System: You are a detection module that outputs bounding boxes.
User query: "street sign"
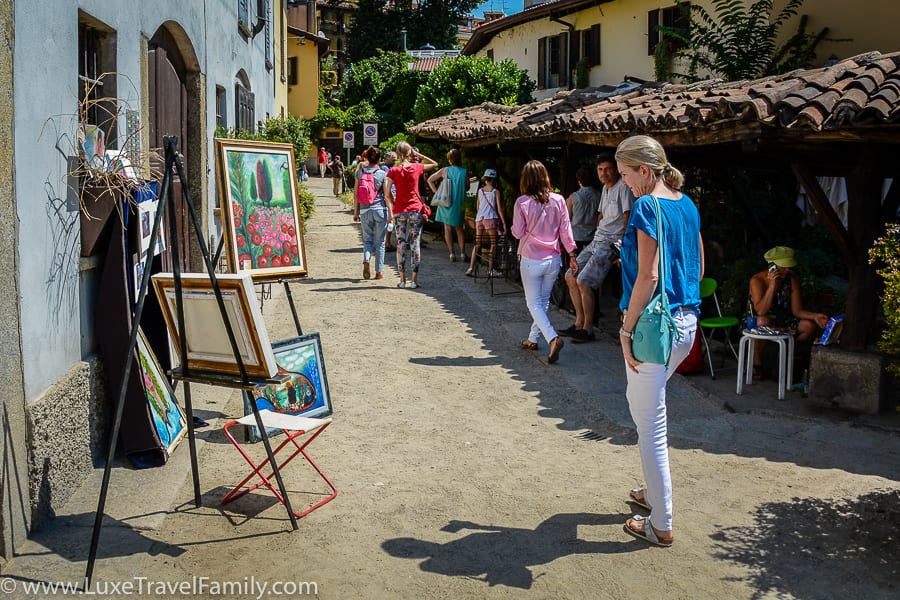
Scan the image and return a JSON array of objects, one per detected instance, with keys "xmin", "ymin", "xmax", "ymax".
[
  {"xmin": 363, "ymin": 123, "xmax": 378, "ymax": 145},
  {"xmin": 343, "ymin": 131, "xmax": 354, "ymax": 148}
]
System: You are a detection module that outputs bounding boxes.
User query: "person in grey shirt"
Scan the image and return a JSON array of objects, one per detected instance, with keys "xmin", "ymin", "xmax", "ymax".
[
  {"xmin": 567, "ymin": 166, "xmax": 602, "ymax": 251},
  {"xmin": 559, "ymin": 154, "xmax": 635, "ymax": 343}
]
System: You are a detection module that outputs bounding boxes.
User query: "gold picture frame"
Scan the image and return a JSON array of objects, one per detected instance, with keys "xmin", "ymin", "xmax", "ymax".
[
  {"xmin": 151, "ymin": 273, "xmax": 278, "ymax": 379},
  {"xmin": 215, "ymin": 138, "xmax": 308, "ymax": 281}
]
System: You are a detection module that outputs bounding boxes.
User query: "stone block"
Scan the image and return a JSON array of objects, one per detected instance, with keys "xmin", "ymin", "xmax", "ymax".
[{"xmin": 808, "ymin": 346, "xmax": 883, "ymax": 414}]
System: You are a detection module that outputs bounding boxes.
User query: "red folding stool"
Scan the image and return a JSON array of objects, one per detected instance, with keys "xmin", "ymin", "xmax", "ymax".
[{"xmin": 221, "ymin": 409, "xmax": 338, "ymax": 519}]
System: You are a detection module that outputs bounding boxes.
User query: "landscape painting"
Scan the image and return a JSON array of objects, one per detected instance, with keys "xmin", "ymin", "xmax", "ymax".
[{"xmin": 215, "ymin": 138, "xmax": 308, "ymax": 281}]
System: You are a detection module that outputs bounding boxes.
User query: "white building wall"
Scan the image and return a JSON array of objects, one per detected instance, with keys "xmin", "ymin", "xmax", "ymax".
[
  {"xmin": 474, "ymin": 0, "xmax": 900, "ymax": 93},
  {"xmin": 13, "ymin": 0, "xmax": 275, "ymax": 403}
]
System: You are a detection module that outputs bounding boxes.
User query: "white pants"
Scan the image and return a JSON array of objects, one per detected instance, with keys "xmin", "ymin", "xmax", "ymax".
[
  {"xmin": 520, "ymin": 255, "xmax": 561, "ymax": 344},
  {"xmin": 624, "ymin": 311, "xmax": 697, "ymax": 532}
]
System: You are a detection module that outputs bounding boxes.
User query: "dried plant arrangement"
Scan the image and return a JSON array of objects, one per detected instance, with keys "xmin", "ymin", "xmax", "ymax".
[{"xmin": 42, "ymin": 72, "xmax": 160, "ymax": 222}]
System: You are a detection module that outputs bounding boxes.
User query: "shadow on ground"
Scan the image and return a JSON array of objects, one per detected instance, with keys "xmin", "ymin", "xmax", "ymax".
[
  {"xmin": 383, "ymin": 512, "xmax": 639, "ymax": 589},
  {"xmin": 711, "ymin": 489, "xmax": 900, "ymax": 599}
]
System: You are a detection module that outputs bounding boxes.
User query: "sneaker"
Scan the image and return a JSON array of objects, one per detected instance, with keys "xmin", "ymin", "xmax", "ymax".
[
  {"xmin": 558, "ymin": 324, "xmax": 579, "ymax": 338},
  {"xmin": 449, "ymin": 253, "xmax": 456, "ymax": 262},
  {"xmin": 571, "ymin": 329, "xmax": 596, "ymax": 343},
  {"xmin": 397, "ymin": 281, "xmax": 406, "ymax": 288},
  {"xmin": 363, "ymin": 261, "xmax": 371, "ymax": 280},
  {"xmin": 409, "ymin": 281, "xmax": 419, "ymax": 289},
  {"xmin": 375, "ymin": 272, "xmax": 384, "ymax": 280}
]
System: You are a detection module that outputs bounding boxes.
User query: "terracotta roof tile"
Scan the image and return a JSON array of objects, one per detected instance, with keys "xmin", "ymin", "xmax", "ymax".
[{"xmin": 409, "ymin": 51, "xmax": 900, "ymax": 145}]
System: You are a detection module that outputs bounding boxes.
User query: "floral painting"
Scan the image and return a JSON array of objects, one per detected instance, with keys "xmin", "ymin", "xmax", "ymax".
[
  {"xmin": 253, "ymin": 333, "xmax": 332, "ymax": 419},
  {"xmin": 136, "ymin": 328, "xmax": 187, "ymax": 456},
  {"xmin": 216, "ymin": 139, "xmax": 308, "ymax": 281}
]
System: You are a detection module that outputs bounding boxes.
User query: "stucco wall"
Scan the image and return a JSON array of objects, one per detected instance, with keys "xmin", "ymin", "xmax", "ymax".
[
  {"xmin": 7, "ymin": 0, "xmax": 275, "ymax": 555},
  {"xmin": 288, "ymin": 42, "xmax": 321, "ymax": 119},
  {"xmin": 14, "ymin": 0, "xmax": 274, "ymax": 402}
]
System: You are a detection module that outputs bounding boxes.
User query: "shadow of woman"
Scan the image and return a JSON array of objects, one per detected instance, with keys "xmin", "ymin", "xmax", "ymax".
[{"xmin": 382, "ymin": 512, "xmax": 639, "ymax": 589}]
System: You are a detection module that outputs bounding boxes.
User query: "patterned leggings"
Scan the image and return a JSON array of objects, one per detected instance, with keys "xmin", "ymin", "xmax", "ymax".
[{"xmin": 394, "ymin": 212, "xmax": 424, "ymax": 278}]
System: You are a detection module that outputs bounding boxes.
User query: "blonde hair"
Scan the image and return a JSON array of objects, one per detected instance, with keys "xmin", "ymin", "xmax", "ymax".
[
  {"xmin": 395, "ymin": 141, "xmax": 413, "ymax": 162},
  {"xmin": 614, "ymin": 135, "xmax": 684, "ymax": 190},
  {"xmin": 519, "ymin": 160, "xmax": 552, "ymax": 204}
]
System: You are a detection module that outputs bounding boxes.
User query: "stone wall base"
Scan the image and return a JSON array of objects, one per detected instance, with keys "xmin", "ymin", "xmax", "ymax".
[
  {"xmin": 25, "ymin": 357, "xmax": 109, "ymax": 530},
  {"xmin": 808, "ymin": 346, "xmax": 884, "ymax": 414}
]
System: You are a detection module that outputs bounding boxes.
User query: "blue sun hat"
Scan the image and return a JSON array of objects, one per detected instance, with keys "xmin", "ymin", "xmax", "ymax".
[{"xmin": 483, "ymin": 168, "xmax": 498, "ymax": 179}]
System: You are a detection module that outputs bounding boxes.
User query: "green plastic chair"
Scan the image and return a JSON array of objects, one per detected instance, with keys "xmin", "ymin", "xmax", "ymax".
[{"xmin": 699, "ymin": 277, "xmax": 740, "ymax": 379}]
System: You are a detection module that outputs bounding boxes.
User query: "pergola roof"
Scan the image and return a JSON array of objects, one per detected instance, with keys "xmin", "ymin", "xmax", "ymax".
[{"xmin": 409, "ymin": 51, "xmax": 900, "ymax": 150}]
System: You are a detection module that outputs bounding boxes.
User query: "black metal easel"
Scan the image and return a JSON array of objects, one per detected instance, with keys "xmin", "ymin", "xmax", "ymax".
[{"xmin": 85, "ymin": 136, "xmax": 301, "ymax": 588}]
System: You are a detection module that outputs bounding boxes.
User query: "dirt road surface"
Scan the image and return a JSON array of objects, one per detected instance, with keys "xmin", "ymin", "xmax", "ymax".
[{"xmin": 2, "ymin": 176, "xmax": 898, "ymax": 599}]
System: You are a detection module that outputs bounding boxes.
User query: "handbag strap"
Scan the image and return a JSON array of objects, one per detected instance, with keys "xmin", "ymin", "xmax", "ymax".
[{"xmin": 650, "ymin": 195, "xmax": 671, "ymax": 313}]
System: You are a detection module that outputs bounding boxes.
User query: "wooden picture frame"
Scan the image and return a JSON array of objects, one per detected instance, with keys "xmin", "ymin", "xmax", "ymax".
[
  {"xmin": 215, "ymin": 138, "xmax": 308, "ymax": 281},
  {"xmin": 253, "ymin": 333, "xmax": 333, "ymax": 419},
  {"xmin": 151, "ymin": 273, "xmax": 278, "ymax": 379},
  {"xmin": 136, "ymin": 328, "xmax": 187, "ymax": 456}
]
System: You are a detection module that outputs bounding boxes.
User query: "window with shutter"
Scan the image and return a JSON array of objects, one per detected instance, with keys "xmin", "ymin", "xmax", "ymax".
[
  {"xmin": 287, "ymin": 57, "xmax": 298, "ymax": 86},
  {"xmin": 235, "ymin": 84, "xmax": 255, "ymax": 132},
  {"xmin": 649, "ymin": 3, "xmax": 690, "ymax": 55},
  {"xmin": 216, "ymin": 86, "xmax": 227, "ymax": 128},
  {"xmin": 238, "ymin": 0, "xmax": 251, "ymax": 37}
]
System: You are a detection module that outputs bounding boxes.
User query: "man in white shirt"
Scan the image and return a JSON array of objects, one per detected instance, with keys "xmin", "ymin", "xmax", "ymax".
[{"xmin": 560, "ymin": 154, "xmax": 634, "ymax": 342}]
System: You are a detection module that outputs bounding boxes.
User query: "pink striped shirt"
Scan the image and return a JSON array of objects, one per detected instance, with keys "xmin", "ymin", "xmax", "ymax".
[{"xmin": 511, "ymin": 192, "xmax": 576, "ymax": 260}]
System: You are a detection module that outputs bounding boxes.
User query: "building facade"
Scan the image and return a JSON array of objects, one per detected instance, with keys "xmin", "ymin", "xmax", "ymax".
[
  {"xmin": 463, "ymin": 0, "xmax": 900, "ymax": 100},
  {"xmin": 1, "ymin": 0, "xmax": 277, "ymax": 561}
]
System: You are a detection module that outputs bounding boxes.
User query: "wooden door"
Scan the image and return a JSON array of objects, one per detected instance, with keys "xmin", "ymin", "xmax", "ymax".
[{"xmin": 149, "ymin": 46, "xmax": 190, "ymax": 272}]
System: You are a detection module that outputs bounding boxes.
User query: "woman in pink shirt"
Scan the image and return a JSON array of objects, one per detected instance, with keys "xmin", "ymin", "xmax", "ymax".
[
  {"xmin": 511, "ymin": 160, "xmax": 578, "ymax": 363},
  {"xmin": 385, "ymin": 141, "xmax": 438, "ymax": 289}
]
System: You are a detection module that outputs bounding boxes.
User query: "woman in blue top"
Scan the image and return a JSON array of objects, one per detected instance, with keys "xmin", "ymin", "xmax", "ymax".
[
  {"xmin": 428, "ymin": 148, "xmax": 469, "ymax": 263},
  {"xmin": 615, "ymin": 135, "xmax": 704, "ymax": 548}
]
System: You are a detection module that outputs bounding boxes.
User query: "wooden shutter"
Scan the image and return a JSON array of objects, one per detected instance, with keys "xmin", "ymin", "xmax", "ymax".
[
  {"xmin": 537, "ymin": 37, "xmax": 546, "ymax": 89},
  {"xmin": 287, "ymin": 57, "xmax": 298, "ymax": 86},
  {"xmin": 589, "ymin": 24, "xmax": 601, "ymax": 66},
  {"xmin": 264, "ymin": 0, "xmax": 273, "ymax": 69},
  {"xmin": 558, "ymin": 32, "xmax": 569, "ymax": 88},
  {"xmin": 236, "ymin": 84, "xmax": 255, "ymax": 132},
  {"xmin": 648, "ymin": 9, "xmax": 660, "ymax": 55}
]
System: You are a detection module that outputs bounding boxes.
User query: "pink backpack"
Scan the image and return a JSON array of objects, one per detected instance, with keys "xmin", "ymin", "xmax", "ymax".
[{"xmin": 356, "ymin": 168, "xmax": 379, "ymax": 205}]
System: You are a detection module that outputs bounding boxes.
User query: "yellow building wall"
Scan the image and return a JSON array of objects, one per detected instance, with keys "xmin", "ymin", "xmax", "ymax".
[
  {"xmin": 287, "ymin": 42, "xmax": 321, "ymax": 119},
  {"xmin": 475, "ymin": 0, "xmax": 899, "ymax": 90}
]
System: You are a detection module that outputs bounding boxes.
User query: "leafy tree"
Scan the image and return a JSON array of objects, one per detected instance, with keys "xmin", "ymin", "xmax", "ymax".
[
  {"xmin": 348, "ymin": 0, "xmax": 480, "ymax": 62},
  {"xmin": 662, "ymin": 0, "xmax": 838, "ymax": 82},
  {"xmin": 413, "ymin": 56, "xmax": 535, "ymax": 122}
]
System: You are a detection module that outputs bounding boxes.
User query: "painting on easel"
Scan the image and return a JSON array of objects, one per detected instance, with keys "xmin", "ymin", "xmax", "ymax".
[
  {"xmin": 253, "ymin": 333, "xmax": 332, "ymax": 419},
  {"xmin": 215, "ymin": 138, "xmax": 308, "ymax": 281},
  {"xmin": 136, "ymin": 328, "xmax": 187, "ymax": 456}
]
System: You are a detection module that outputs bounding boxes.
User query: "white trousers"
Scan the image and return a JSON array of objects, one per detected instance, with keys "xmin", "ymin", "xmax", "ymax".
[
  {"xmin": 520, "ymin": 255, "xmax": 561, "ymax": 344},
  {"xmin": 624, "ymin": 311, "xmax": 697, "ymax": 532}
]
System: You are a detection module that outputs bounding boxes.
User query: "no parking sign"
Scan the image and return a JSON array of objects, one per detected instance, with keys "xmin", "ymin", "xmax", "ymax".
[
  {"xmin": 363, "ymin": 123, "xmax": 378, "ymax": 145},
  {"xmin": 342, "ymin": 131, "xmax": 354, "ymax": 148}
]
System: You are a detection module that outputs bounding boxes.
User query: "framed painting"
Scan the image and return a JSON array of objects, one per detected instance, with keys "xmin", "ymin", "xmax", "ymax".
[
  {"xmin": 253, "ymin": 333, "xmax": 332, "ymax": 419},
  {"xmin": 215, "ymin": 138, "xmax": 308, "ymax": 281},
  {"xmin": 136, "ymin": 328, "xmax": 187, "ymax": 456},
  {"xmin": 151, "ymin": 273, "xmax": 278, "ymax": 379}
]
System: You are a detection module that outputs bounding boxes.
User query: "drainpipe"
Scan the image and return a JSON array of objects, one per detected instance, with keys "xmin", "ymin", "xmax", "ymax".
[{"xmin": 401, "ymin": 28, "xmax": 407, "ymax": 52}]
